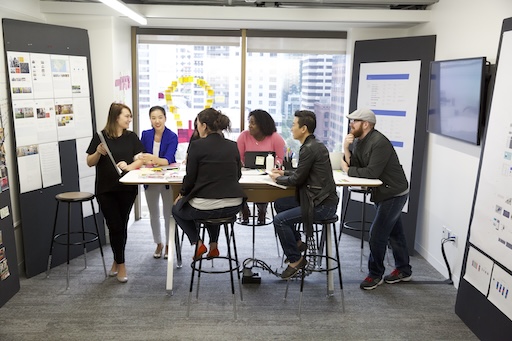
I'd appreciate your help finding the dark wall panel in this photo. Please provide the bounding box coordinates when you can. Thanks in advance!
[344,35,436,254]
[2,19,103,278]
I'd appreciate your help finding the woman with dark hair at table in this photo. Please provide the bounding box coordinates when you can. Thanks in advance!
[172,108,246,259]
[139,105,178,260]
[237,109,285,225]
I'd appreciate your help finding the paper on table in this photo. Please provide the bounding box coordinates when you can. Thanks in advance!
[97,131,122,175]
[241,168,266,176]
[241,173,288,189]
[264,179,288,189]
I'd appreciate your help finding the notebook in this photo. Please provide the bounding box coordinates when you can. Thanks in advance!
[244,151,275,169]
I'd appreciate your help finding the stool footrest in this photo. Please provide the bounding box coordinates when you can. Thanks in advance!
[306,254,340,274]
[343,221,371,232]
[191,256,239,275]
[53,231,99,246]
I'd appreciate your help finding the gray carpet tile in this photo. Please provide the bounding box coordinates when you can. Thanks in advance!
[0,218,477,341]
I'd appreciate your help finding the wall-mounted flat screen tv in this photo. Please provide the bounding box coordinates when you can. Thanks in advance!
[427,57,488,145]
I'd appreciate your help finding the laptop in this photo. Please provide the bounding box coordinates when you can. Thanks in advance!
[244,151,275,169]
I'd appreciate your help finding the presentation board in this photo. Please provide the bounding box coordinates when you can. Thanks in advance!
[455,18,512,339]
[2,19,104,278]
[346,35,436,254]
[356,60,421,213]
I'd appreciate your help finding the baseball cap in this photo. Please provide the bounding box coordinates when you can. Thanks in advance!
[346,108,376,124]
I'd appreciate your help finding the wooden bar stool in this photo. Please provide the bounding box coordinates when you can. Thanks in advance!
[46,192,107,289]
[284,215,344,319]
[187,215,242,319]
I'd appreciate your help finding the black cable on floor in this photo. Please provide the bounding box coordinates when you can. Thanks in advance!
[441,237,455,285]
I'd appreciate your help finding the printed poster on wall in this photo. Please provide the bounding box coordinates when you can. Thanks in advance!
[356,60,421,213]
[0,108,10,193]
[31,53,54,99]
[70,56,90,98]
[7,51,93,193]
[7,52,32,100]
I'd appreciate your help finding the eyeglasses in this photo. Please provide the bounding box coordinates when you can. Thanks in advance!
[349,119,363,124]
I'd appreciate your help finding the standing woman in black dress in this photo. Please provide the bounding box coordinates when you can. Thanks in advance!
[86,103,144,283]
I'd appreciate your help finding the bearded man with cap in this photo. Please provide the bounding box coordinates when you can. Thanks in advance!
[341,108,412,290]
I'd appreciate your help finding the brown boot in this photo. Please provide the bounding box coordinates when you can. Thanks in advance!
[257,203,268,225]
[240,202,250,225]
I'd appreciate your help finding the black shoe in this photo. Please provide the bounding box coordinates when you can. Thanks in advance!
[281,258,307,280]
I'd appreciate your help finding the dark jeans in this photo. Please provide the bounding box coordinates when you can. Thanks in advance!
[368,193,412,278]
[96,191,137,264]
[172,199,242,245]
[273,196,337,263]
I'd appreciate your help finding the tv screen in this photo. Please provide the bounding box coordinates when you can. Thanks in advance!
[427,57,487,145]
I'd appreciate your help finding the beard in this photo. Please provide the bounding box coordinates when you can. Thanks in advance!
[350,125,364,138]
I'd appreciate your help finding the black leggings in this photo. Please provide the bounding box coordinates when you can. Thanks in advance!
[96,191,137,264]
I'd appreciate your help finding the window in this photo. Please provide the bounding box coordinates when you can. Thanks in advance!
[246,35,347,153]
[137,33,242,154]
[136,31,346,157]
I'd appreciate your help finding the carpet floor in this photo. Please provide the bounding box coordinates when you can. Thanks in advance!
[0,218,477,341]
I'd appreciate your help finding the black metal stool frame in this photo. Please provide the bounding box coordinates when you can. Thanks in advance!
[186,216,242,320]
[339,187,372,272]
[46,192,107,289]
[284,216,344,319]
[239,202,281,260]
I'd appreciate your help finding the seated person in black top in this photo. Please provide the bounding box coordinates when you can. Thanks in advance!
[269,110,339,279]
[172,108,246,260]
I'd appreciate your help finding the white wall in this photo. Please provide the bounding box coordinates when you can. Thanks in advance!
[410,0,512,287]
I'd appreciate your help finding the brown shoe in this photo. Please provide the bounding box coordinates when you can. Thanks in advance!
[240,203,250,225]
[257,205,267,225]
[281,258,307,280]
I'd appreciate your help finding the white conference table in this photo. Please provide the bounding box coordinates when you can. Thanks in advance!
[120,167,382,294]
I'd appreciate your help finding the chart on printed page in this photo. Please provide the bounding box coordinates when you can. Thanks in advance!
[357,60,421,212]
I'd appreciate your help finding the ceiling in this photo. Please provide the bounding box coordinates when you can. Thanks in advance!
[39,0,437,30]
[42,0,439,10]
